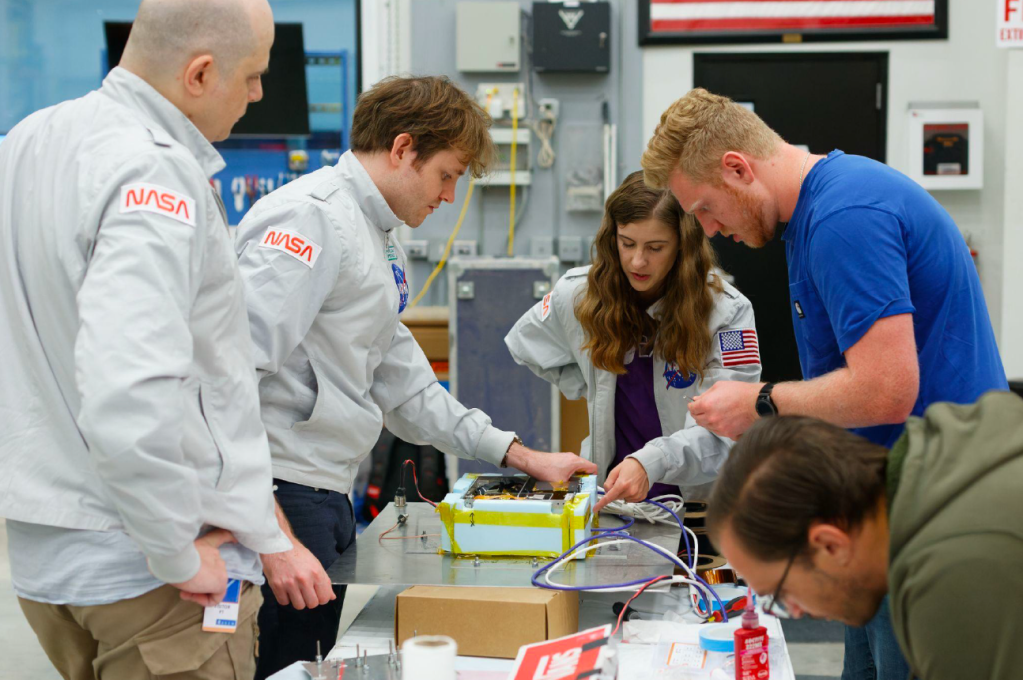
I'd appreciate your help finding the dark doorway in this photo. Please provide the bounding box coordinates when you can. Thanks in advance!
[694,52,889,383]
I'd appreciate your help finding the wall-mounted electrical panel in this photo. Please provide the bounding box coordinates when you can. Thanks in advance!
[476,83,527,122]
[457,2,521,72]
[486,127,532,186]
[532,1,611,73]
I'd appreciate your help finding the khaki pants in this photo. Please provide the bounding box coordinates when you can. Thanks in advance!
[19,583,262,680]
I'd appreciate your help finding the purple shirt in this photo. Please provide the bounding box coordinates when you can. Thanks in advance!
[612,353,682,499]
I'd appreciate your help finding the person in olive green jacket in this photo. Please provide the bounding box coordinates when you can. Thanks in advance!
[705,390,1023,680]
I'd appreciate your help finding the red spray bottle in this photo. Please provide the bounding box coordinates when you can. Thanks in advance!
[734,588,769,680]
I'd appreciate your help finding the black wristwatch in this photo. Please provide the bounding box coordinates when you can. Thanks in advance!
[755,383,778,417]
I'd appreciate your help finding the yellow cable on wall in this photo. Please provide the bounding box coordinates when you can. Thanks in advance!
[406,180,476,310]
[507,87,519,257]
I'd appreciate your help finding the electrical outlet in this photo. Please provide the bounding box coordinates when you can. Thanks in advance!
[429,241,446,263]
[453,240,477,257]
[538,98,560,120]
[476,83,527,121]
[558,236,584,263]
[530,236,555,258]
[404,239,429,259]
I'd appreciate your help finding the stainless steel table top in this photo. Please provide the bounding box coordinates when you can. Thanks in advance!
[327,502,682,588]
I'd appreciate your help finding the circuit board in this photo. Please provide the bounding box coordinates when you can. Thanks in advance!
[462,474,583,507]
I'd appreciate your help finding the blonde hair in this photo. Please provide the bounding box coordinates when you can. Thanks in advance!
[576,171,722,380]
[642,88,784,190]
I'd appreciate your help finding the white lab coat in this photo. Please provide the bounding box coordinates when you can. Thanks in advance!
[505,266,761,497]
[0,67,290,584]
[235,151,514,494]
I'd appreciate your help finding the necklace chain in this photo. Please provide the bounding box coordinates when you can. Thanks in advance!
[798,151,812,189]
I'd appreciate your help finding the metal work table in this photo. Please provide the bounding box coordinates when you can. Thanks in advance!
[270,583,796,679]
[267,502,797,679]
[327,502,681,588]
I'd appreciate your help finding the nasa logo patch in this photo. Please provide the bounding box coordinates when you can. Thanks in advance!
[663,363,697,390]
[393,264,409,313]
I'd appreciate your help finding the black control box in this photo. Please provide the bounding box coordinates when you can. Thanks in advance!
[532,1,611,73]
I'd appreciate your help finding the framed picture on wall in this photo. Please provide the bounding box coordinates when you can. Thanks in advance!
[638,0,949,46]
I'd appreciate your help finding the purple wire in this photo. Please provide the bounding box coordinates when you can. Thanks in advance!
[530,529,729,621]
[642,498,693,571]
[529,492,726,620]
[591,515,635,534]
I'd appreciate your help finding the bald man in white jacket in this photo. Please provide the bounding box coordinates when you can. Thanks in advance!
[0,1,290,678]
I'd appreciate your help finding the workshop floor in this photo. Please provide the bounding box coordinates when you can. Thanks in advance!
[1,521,844,679]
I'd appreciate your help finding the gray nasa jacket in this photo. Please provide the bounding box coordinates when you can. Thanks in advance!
[505,266,760,496]
[0,67,290,584]
[235,151,515,494]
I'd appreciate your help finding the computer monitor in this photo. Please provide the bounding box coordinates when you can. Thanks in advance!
[103,21,310,137]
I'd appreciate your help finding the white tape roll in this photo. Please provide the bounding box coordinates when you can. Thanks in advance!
[401,635,457,680]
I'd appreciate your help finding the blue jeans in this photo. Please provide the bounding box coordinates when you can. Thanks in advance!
[842,595,910,680]
[255,480,356,680]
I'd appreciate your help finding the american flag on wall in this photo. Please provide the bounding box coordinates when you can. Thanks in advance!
[648,0,938,35]
[718,329,761,368]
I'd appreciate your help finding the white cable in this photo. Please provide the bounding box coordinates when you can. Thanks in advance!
[532,111,556,169]
[541,537,717,609]
[597,491,687,527]
[684,525,700,558]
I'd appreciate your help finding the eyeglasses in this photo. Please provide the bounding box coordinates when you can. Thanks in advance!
[763,550,798,618]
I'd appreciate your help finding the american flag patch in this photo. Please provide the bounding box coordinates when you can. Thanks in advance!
[718,329,760,367]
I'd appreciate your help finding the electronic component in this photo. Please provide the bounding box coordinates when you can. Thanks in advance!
[531,1,611,73]
[456,2,521,72]
[302,642,400,680]
[438,473,597,558]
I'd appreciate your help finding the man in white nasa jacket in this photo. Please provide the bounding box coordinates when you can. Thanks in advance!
[236,75,598,677]
[0,1,291,678]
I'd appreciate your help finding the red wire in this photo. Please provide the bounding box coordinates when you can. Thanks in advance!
[404,460,438,507]
[612,575,670,637]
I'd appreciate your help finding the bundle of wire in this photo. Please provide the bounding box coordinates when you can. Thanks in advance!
[531,490,727,630]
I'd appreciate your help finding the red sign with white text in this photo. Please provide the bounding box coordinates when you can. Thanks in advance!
[509,625,612,680]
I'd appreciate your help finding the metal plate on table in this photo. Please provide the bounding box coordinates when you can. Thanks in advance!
[327,503,681,588]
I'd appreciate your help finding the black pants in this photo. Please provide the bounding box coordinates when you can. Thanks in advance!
[255,480,356,680]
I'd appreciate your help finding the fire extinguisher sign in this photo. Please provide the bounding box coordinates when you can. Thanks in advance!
[999,0,1023,47]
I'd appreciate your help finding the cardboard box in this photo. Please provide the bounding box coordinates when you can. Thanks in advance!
[394,586,579,659]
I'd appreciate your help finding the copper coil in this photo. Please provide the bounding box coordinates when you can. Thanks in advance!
[700,567,739,585]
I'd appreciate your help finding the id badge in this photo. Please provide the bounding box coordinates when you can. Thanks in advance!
[202,578,241,634]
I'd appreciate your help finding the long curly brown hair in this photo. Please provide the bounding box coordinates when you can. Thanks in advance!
[576,171,722,378]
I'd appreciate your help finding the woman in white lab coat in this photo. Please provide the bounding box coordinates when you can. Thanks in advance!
[504,171,761,510]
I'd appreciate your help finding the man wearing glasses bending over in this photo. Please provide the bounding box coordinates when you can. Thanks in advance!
[706,391,1023,680]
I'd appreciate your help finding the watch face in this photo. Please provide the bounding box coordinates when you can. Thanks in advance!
[755,398,775,417]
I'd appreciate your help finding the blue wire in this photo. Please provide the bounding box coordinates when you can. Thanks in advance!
[531,531,677,591]
[643,498,693,571]
[591,515,634,534]
[533,531,729,622]
[531,490,728,620]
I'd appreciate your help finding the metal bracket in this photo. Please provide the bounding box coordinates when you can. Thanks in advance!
[533,280,552,300]
[457,281,476,300]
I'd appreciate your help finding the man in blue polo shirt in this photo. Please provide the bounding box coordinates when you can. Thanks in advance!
[642,89,1007,680]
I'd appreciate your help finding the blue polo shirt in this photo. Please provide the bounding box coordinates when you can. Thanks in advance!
[784,151,1007,447]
